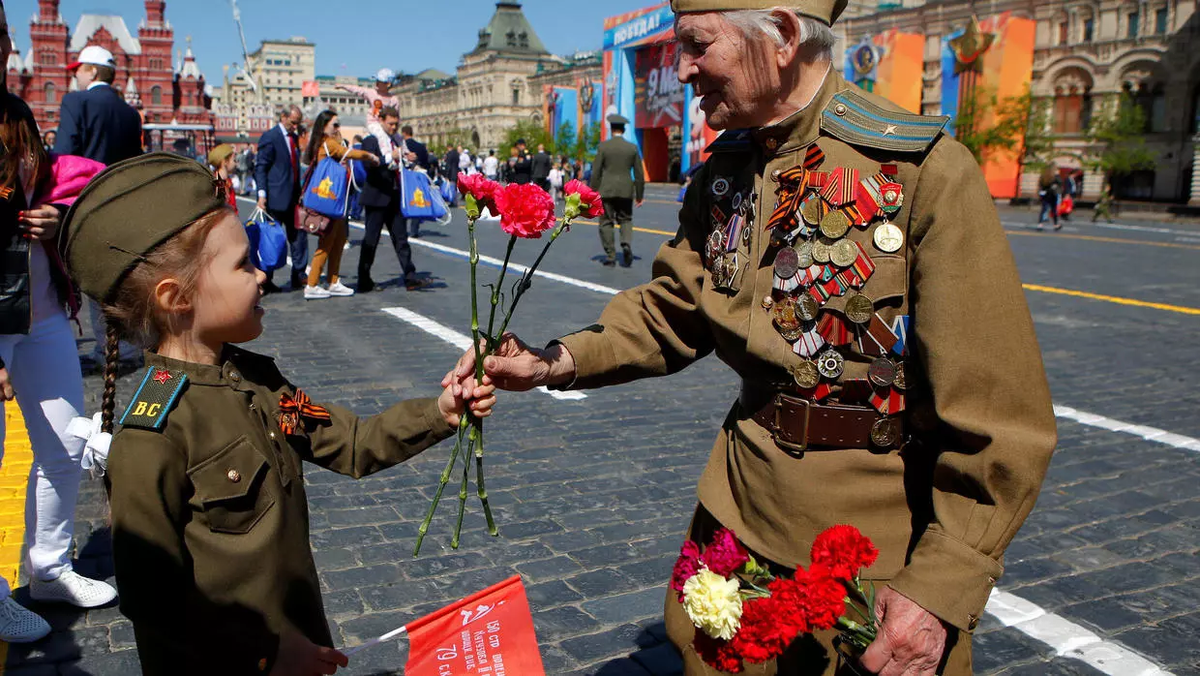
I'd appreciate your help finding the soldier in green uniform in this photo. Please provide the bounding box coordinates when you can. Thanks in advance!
[60,153,496,676]
[590,114,647,267]
[450,1,1057,673]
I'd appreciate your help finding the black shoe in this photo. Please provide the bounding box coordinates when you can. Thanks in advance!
[602,257,616,267]
[262,280,282,295]
[405,278,433,291]
[290,273,305,291]
[357,278,375,293]
[620,245,633,267]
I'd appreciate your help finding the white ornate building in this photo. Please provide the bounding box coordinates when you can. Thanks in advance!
[841,0,1199,203]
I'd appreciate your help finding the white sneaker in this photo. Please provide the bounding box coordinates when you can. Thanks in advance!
[30,570,117,608]
[0,597,50,642]
[304,285,332,300]
[327,281,355,297]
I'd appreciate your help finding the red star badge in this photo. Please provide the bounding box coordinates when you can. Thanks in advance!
[153,369,172,385]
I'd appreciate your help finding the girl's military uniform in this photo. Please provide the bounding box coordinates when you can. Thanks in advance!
[552,71,1058,674]
[110,346,453,674]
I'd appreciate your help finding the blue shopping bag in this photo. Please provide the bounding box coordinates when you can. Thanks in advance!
[244,208,287,271]
[301,156,352,218]
[400,168,448,221]
[440,179,457,205]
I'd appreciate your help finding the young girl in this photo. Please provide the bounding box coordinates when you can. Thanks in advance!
[207,143,239,211]
[336,69,402,169]
[301,109,379,299]
[60,152,495,675]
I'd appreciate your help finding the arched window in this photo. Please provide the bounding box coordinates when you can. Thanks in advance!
[1052,70,1093,134]
[1123,78,1167,133]
[44,82,56,105]
[151,85,162,105]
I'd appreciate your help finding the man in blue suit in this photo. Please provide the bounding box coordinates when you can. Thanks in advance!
[55,45,144,367]
[255,105,307,293]
[54,46,143,166]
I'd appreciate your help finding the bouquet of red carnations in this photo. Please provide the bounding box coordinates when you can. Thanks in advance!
[672,525,880,673]
[412,175,603,556]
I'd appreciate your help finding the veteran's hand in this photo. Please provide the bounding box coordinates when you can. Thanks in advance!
[18,205,61,240]
[859,587,947,676]
[270,630,348,675]
[444,333,575,392]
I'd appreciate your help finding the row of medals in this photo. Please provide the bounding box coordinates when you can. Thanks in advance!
[707,165,908,446]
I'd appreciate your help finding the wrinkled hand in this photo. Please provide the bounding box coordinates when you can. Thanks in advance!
[437,366,496,428]
[859,587,947,676]
[270,630,348,676]
[442,333,575,393]
[0,368,14,401]
[18,205,61,240]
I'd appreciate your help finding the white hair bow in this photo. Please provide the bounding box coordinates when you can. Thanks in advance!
[66,413,112,478]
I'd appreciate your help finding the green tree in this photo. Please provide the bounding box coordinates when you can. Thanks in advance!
[554,122,576,159]
[1083,93,1156,191]
[572,122,602,163]
[498,119,554,159]
[955,85,1040,167]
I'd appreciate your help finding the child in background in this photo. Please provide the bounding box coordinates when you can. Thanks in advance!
[206,143,238,210]
[336,68,402,168]
[60,153,495,676]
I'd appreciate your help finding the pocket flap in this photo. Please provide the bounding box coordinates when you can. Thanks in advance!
[188,436,269,504]
[822,253,907,316]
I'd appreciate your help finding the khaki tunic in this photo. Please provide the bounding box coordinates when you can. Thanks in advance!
[556,72,1057,669]
[107,346,453,675]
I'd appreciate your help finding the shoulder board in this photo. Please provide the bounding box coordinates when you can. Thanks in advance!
[118,367,189,432]
[705,129,754,154]
[820,89,948,155]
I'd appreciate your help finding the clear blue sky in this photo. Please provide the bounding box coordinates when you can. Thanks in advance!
[6,0,658,82]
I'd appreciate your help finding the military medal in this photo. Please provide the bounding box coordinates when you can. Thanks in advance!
[873,221,904,253]
[811,240,832,264]
[706,229,724,267]
[800,195,825,226]
[774,247,799,279]
[816,348,845,379]
[880,182,904,215]
[868,357,897,388]
[831,239,858,268]
[844,293,874,325]
[795,241,814,268]
[773,296,802,337]
[892,361,907,390]
[819,210,851,240]
[711,177,731,197]
[796,293,819,322]
[870,418,901,448]
[790,359,821,389]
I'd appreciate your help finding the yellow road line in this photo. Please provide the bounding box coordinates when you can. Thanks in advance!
[0,404,34,663]
[1022,284,1200,315]
[574,219,677,237]
[1006,229,1200,251]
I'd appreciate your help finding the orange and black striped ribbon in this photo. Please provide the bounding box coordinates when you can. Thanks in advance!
[804,144,825,170]
[278,389,332,436]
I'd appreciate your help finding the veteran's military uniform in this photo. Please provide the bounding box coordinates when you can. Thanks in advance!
[553,63,1057,676]
[590,114,646,266]
[59,153,455,675]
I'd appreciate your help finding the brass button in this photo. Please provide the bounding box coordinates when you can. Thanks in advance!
[226,469,241,483]
[765,137,779,151]
[229,371,241,383]
[268,431,277,440]
[968,613,979,630]
[834,103,847,116]
[988,576,997,584]
[248,403,256,411]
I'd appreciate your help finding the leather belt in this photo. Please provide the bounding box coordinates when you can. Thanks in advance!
[743,385,902,453]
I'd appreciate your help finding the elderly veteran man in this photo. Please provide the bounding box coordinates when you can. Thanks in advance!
[451,1,1057,673]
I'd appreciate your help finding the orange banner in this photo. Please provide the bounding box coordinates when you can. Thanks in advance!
[978,13,1035,198]
[406,576,545,676]
[873,30,924,114]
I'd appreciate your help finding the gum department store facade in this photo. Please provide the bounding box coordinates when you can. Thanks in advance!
[841,0,1199,203]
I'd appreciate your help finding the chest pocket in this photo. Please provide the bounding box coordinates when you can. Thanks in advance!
[188,436,276,535]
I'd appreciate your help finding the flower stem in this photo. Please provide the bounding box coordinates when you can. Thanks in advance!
[494,220,569,340]
[475,426,497,536]
[451,425,476,549]
[485,235,518,349]
[413,418,468,556]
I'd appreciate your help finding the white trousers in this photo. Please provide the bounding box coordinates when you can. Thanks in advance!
[0,310,87,593]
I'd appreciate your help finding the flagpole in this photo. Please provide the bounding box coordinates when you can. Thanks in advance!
[343,625,408,657]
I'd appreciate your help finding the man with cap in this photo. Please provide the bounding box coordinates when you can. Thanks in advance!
[590,113,645,267]
[450,1,1056,673]
[254,105,308,293]
[55,44,144,367]
[510,138,533,185]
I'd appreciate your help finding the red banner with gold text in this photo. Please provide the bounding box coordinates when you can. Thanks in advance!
[406,576,545,676]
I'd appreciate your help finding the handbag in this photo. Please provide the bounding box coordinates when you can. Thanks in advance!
[245,208,287,271]
[398,139,449,223]
[301,141,353,219]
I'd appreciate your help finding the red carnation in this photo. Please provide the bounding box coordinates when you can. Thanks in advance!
[494,182,557,238]
[791,564,847,631]
[729,597,792,665]
[671,541,702,601]
[700,528,750,578]
[810,525,879,581]
[764,577,811,639]
[564,178,604,217]
[693,630,744,673]
[458,173,501,211]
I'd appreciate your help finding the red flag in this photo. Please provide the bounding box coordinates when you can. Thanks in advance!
[406,576,545,676]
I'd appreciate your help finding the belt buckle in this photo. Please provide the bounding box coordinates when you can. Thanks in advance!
[772,394,810,453]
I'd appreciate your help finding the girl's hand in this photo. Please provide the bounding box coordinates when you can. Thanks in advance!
[0,368,14,401]
[18,205,62,240]
[437,371,497,427]
[270,630,348,675]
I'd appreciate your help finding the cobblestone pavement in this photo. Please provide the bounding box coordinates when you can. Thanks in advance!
[5,189,1198,675]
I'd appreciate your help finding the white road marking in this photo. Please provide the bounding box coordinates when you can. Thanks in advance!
[238,196,1180,674]
[986,590,1172,675]
[381,307,586,401]
[407,237,622,296]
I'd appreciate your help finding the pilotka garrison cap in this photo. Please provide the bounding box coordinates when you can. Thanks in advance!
[669,0,849,26]
[62,152,230,304]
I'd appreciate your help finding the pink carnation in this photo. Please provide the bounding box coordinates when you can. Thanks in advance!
[458,172,501,211]
[670,540,702,601]
[563,178,604,217]
[493,182,556,238]
[700,528,750,577]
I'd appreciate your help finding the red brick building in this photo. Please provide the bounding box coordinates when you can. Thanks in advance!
[5,0,212,143]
